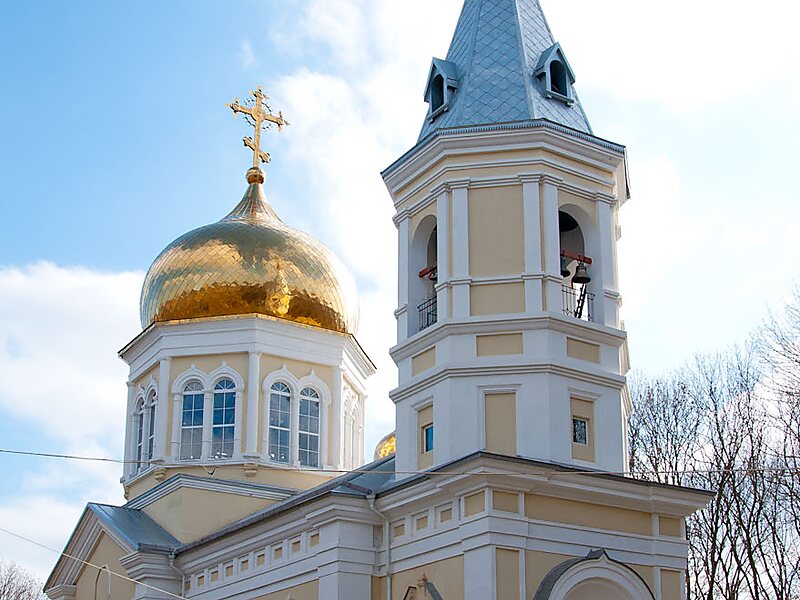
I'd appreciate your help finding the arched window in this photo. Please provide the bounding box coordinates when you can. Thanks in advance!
[269,382,291,463]
[549,60,568,96]
[180,381,204,460]
[212,378,236,459]
[135,398,145,472]
[430,74,445,113]
[147,390,157,462]
[299,388,320,468]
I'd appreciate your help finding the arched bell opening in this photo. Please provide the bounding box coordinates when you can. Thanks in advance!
[558,208,595,321]
[409,215,438,336]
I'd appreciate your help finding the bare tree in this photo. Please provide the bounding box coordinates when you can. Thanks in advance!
[0,560,46,600]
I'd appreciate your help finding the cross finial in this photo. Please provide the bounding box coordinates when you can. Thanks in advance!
[227,85,289,183]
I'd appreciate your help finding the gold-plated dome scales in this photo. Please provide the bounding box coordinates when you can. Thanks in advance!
[140,86,359,334]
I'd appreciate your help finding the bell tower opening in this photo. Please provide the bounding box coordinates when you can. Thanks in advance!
[409,216,438,336]
[559,210,593,321]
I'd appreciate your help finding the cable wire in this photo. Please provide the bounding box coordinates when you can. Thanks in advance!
[0,526,185,599]
[1,447,798,479]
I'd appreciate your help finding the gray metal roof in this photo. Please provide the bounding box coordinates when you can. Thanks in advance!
[418,0,592,141]
[88,503,180,552]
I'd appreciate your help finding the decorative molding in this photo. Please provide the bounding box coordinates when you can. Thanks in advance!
[172,365,208,394]
[208,362,246,391]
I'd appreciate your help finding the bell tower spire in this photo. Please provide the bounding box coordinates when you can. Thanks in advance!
[419,0,591,141]
[384,0,630,479]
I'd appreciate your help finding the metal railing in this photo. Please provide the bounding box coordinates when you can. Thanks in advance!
[417,296,438,331]
[562,285,594,322]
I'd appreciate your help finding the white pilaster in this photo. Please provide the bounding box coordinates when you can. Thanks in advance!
[332,366,343,468]
[201,391,213,460]
[541,176,562,312]
[521,174,543,313]
[171,393,181,459]
[154,358,170,458]
[123,382,136,479]
[597,197,619,328]
[436,188,451,322]
[397,213,410,343]
[450,180,470,318]
[245,351,261,456]
[464,545,494,600]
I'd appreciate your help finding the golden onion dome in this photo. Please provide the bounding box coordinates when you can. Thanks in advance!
[140,168,359,334]
[374,431,396,460]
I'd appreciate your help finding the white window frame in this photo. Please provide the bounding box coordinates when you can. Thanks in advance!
[211,378,236,460]
[268,381,292,464]
[179,380,205,461]
[299,387,321,468]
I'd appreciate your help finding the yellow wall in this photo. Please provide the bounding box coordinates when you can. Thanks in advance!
[661,569,682,600]
[468,186,524,277]
[393,149,614,209]
[476,333,523,356]
[417,405,434,469]
[492,490,520,513]
[471,282,525,316]
[142,486,275,543]
[253,580,318,600]
[485,393,517,455]
[464,491,485,517]
[496,548,521,600]
[525,494,652,536]
[388,555,465,600]
[126,464,331,504]
[566,338,600,364]
[75,533,134,600]
[412,347,437,376]
[570,398,595,462]
[659,516,683,537]
[134,365,159,394]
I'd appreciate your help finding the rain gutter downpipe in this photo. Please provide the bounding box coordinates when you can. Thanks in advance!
[367,493,391,600]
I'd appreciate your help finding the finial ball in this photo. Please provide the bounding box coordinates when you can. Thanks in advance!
[246,167,265,184]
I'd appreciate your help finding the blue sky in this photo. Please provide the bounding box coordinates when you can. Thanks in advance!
[1,0,799,578]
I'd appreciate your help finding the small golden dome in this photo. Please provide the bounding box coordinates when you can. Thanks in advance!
[140,172,359,334]
[374,431,396,460]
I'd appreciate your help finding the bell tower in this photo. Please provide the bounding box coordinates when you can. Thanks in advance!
[383,0,630,477]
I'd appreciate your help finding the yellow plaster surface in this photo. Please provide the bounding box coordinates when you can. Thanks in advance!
[524,494,652,536]
[464,491,485,517]
[468,186,524,277]
[171,353,249,386]
[659,515,683,537]
[412,347,437,376]
[496,548,521,600]
[566,337,600,363]
[470,282,525,316]
[253,580,318,600]
[661,568,682,600]
[126,464,332,500]
[389,555,465,600]
[476,333,523,356]
[492,490,520,513]
[417,405,434,469]
[485,392,517,456]
[134,365,159,394]
[570,397,595,463]
[75,533,134,600]
[142,486,274,543]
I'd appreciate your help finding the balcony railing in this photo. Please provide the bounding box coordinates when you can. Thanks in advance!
[562,285,594,322]
[418,296,438,331]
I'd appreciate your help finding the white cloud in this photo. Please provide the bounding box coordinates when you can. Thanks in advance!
[0,263,137,576]
[237,40,257,69]
[543,0,800,110]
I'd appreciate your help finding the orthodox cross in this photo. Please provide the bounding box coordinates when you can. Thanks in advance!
[227,86,289,168]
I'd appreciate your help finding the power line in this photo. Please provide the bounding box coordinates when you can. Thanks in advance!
[0,526,184,600]
[1,447,798,479]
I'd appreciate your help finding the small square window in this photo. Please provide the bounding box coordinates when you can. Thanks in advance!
[422,424,434,453]
[572,417,588,445]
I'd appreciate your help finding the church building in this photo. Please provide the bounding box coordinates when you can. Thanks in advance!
[45,1,711,598]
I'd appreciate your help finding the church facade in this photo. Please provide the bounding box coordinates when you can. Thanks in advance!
[45,1,711,599]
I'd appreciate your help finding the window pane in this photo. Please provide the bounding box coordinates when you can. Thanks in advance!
[572,418,588,445]
[423,425,434,453]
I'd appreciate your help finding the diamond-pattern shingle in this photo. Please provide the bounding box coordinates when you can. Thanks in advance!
[418,0,592,140]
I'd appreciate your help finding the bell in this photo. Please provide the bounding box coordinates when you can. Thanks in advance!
[572,263,591,284]
[560,256,571,278]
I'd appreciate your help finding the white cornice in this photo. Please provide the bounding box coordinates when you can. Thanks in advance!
[121,316,375,382]
[390,313,626,362]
